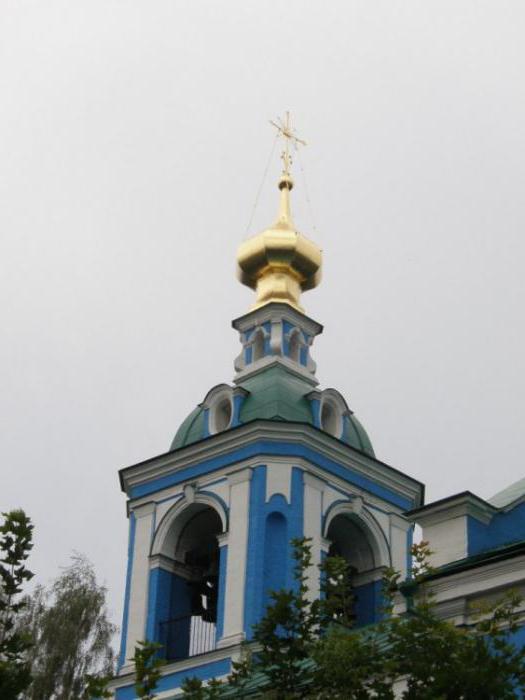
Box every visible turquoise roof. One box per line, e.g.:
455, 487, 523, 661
489, 477, 525, 509
170, 364, 374, 456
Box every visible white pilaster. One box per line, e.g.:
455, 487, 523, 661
390, 513, 412, 579
124, 502, 156, 665
303, 472, 324, 600
217, 468, 252, 647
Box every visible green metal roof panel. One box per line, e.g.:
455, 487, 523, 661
489, 477, 525, 509
170, 406, 205, 451
238, 365, 314, 424
349, 414, 375, 457
169, 364, 374, 456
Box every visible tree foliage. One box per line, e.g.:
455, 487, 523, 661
134, 640, 165, 699
0, 509, 34, 699
182, 538, 525, 699
382, 542, 525, 699
19, 553, 116, 700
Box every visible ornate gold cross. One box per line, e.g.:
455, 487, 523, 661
269, 112, 307, 178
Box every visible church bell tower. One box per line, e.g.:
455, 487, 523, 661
111, 116, 424, 698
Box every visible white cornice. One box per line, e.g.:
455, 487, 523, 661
120, 422, 423, 510
131, 501, 155, 518
111, 641, 243, 691
228, 467, 253, 485
232, 354, 319, 385
409, 494, 495, 527
429, 553, 525, 604
232, 303, 323, 336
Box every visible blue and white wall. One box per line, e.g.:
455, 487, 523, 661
114, 425, 420, 698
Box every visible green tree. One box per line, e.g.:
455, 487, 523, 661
20, 553, 116, 700
383, 542, 525, 699
83, 673, 112, 699
134, 640, 165, 699
251, 537, 320, 695
182, 539, 525, 699
0, 509, 34, 699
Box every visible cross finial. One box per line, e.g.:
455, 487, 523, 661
269, 112, 307, 180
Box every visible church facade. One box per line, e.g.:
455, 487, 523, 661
108, 124, 525, 698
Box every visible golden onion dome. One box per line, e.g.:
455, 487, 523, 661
236, 173, 322, 312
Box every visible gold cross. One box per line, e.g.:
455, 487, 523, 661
269, 112, 307, 178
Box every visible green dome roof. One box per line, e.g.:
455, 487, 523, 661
170, 364, 374, 456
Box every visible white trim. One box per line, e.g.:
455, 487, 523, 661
121, 422, 423, 510
124, 505, 156, 664
220, 471, 252, 642
266, 462, 293, 503
131, 501, 156, 517
303, 473, 324, 600
409, 495, 495, 527
112, 641, 242, 689
151, 492, 228, 559
205, 386, 234, 436
323, 502, 391, 569
233, 354, 319, 385
353, 566, 388, 586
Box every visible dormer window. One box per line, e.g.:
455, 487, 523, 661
209, 392, 233, 435
320, 397, 342, 437
317, 389, 349, 440
202, 384, 238, 436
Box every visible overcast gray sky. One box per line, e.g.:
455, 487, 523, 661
1, 1, 525, 629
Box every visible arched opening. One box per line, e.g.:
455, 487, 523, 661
321, 399, 341, 438
252, 329, 265, 362
288, 330, 301, 363
158, 505, 223, 660
326, 513, 382, 627
210, 396, 232, 434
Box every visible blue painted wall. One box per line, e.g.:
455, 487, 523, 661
216, 545, 227, 641
130, 440, 414, 511
263, 512, 288, 610
468, 501, 525, 556
146, 569, 192, 659
115, 657, 231, 700
353, 580, 383, 627
243, 466, 304, 638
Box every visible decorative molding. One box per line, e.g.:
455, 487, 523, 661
183, 483, 196, 503
233, 354, 319, 386
228, 467, 253, 486
131, 501, 156, 518
216, 632, 246, 649
390, 512, 412, 532
111, 642, 240, 686
121, 421, 423, 510
216, 532, 229, 547
408, 493, 495, 527
429, 554, 525, 604
350, 496, 363, 515
232, 303, 323, 337
353, 566, 387, 586
148, 554, 200, 581
303, 472, 325, 492
323, 501, 391, 568
151, 492, 228, 558
320, 537, 332, 551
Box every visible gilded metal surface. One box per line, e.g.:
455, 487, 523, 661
237, 114, 322, 312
